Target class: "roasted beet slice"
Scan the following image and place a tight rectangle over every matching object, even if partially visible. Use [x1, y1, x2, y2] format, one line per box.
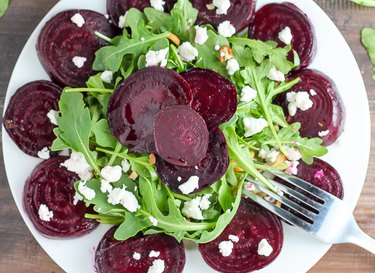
[108, 67, 192, 153]
[3, 81, 61, 157]
[95, 227, 185, 273]
[156, 128, 229, 194]
[154, 105, 209, 167]
[192, 0, 256, 32]
[199, 199, 283, 273]
[181, 68, 237, 130]
[274, 69, 345, 146]
[37, 10, 117, 87]
[23, 157, 98, 238]
[249, 3, 315, 69]
[107, 0, 176, 27]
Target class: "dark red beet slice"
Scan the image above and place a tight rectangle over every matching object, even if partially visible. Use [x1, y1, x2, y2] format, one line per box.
[23, 157, 98, 238]
[3, 81, 61, 157]
[154, 105, 209, 167]
[107, 0, 176, 27]
[108, 67, 192, 153]
[37, 10, 117, 87]
[156, 128, 229, 194]
[199, 199, 283, 273]
[249, 3, 315, 69]
[274, 69, 345, 146]
[95, 227, 185, 273]
[192, 0, 256, 32]
[180, 68, 237, 130]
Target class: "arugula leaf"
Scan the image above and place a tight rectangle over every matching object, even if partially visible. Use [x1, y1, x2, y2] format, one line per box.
[361, 27, 375, 81]
[170, 0, 198, 39]
[114, 212, 150, 240]
[92, 119, 118, 149]
[0, 0, 9, 17]
[144, 7, 172, 32]
[351, 0, 375, 6]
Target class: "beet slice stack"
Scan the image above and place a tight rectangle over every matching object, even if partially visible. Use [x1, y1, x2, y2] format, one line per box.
[37, 10, 117, 87]
[274, 69, 345, 146]
[249, 3, 315, 69]
[23, 157, 98, 238]
[95, 227, 186, 273]
[4, 81, 61, 157]
[199, 199, 284, 273]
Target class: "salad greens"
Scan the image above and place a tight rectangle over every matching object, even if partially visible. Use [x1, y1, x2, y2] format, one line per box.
[52, 0, 327, 243]
[351, 0, 375, 7]
[361, 27, 375, 81]
[0, 0, 9, 17]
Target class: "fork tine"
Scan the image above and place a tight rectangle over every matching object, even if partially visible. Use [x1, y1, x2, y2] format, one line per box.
[270, 170, 335, 203]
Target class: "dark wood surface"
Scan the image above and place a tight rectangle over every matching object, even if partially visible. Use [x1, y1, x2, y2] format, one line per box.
[0, 0, 375, 272]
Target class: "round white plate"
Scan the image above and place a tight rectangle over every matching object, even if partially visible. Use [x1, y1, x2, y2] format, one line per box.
[3, 0, 370, 272]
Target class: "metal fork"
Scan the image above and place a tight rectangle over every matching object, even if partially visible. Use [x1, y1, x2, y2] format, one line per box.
[244, 170, 375, 254]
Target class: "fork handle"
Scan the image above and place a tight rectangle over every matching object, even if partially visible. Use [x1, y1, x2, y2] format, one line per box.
[345, 220, 375, 254]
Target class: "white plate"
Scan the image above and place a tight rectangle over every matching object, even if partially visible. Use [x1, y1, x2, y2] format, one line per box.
[3, 0, 370, 272]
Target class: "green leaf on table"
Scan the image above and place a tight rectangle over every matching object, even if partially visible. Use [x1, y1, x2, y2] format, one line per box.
[361, 27, 375, 81]
[351, 0, 375, 7]
[0, 0, 9, 17]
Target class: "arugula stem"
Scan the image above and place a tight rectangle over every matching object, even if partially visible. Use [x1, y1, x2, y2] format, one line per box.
[165, 186, 192, 201]
[85, 213, 124, 224]
[96, 147, 147, 165]
[95, 31, 113, 43]
[65, 88, 114, 94]
[108, 142, 123, 166]
[254, 163, 288, 171]
[268, 78, 300, 101]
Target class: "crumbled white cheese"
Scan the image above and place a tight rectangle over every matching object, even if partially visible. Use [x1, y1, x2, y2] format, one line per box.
[38, 204, 54, 222]
[61, 151, 93, 180]
[278, 26, 293, 45]
[243, 117, 268, 137]
[283, 146, 302, 161]
[318, 130, 330, 137]
[133, 252, 141, 260]
[212, 0, 231, 15]
[286, 91, 313, 116]
[78, 181, 96, 200]
[107, 186, 140, 212]
[150, 0, 166, 12]
[100, 179, 113, 193]
[121, 159, 131, 173]
[258, 239, 273, 256]
[104, 14, 109, 19]
[258, 148, 280, 164]
[215, 44, 220, 50]
[101, 165, 122, 183]
[141, 37, 145, 41]
[59, 149, 70, 157]
[199, 194, 211, 210]
[229, 234, 239, 243]
[178, 176, 199, 194]
[37, 147, 50, 160]
[194, 26, 209, 45]
[118, 12, 128, 28]
[267, 66, 285, 82]
[182, 197, 204, 220]
[149, 250, 160, 258]
[177, 42, 199, 62]
[47, 109, 59, 125]
[100, 70, 113, 83]
[71, 13, 85, 27]
[149, 216, 158, 226]
[241, 86, 257, 103]
[177, 176, 182, 182]
[218, 240, 234, 257]
[285, 160, 299, 175]
[218, 21, 236, 37]
[147, 259, 165, 273]
[73, 192, 83, 205]
[72, 56, 87, 69]
[310, 89, 317, 96]
[145, 48, 169, 67]
[226, 58, 240, 75]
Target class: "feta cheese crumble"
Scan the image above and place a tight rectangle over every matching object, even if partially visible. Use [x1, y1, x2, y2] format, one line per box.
[218, 21, 236, 37]
[150, 0, 166, 12]
[78, 181, 96, 200]
[212, 0, 231, 15]
[286, 91, 313, 116]
[37, 147, 50, 160]
[258, 148, 280, 164]
[182, 195, 211, 220]
[243, 117, 268, 137]
[310, 89, 317, 96]
[257, 239, 273, 256]
[218, 240, 234, 257]
[267, 66, 285, 82]
[73, 192, 83, 205]
[149, 250, 160, 258]
[71, 13, 85, 27]
[199, 194, 211, 210]
[147, 259, 165, 273]
[194, 26, 209, 45]
[145, 48, 169, 67]
[107, 186, 140, 212]
[318, 130, 330, 137]
[278, 26, 293, 45]
[101, 165, 122, 182]
[229, 234, 240, 243]
[149, 216, 158, 226]
[118, 12, 128, 28]
[47, 109, 59, 125]
[285, 160, 299, 175]
[61, 151, 93, 180]
[177, 176, 182, 182]
[100, 70, 113, 83]
[133, 252, 141, 260]
[121, 159, 131, 173]
[283, 146, 302, 161]
[177, 42, 199, 62]
[226, 58, 240, 75]
[38, 204, 53, 222]
[178, 176, 199, 194]
[241, 86, 257, 103]
[72, 56, 87, 69]
[100, 179, 113, 193]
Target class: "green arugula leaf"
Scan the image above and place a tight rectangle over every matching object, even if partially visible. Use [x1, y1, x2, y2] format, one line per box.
[114, 212, 150, 240]
[170, 0, 198, 39]
[92, 119, 118, 149]
[0, 0, 9, 17]
[351, 0, 375, 6]
[144, 7, 172, 32]
[361, 27, 375, 81]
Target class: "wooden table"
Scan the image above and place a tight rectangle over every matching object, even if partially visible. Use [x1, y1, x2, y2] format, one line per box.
[0, 0, 374, 272]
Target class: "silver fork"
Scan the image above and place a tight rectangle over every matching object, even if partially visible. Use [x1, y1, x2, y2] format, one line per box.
[244, 170, 375, 254]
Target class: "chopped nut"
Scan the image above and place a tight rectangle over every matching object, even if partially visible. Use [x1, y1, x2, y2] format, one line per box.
[273, 154, 287, 167]
[206, 3, 215, 10]
[149, 153, 156, 165]
[219, 45, 233, 62]
[167, 32, 181, 46]
[275, 201, 282, 208]
[234, 167, 244, 173]
[128, 171, 139, 180]
[249, 151, 255, 158]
